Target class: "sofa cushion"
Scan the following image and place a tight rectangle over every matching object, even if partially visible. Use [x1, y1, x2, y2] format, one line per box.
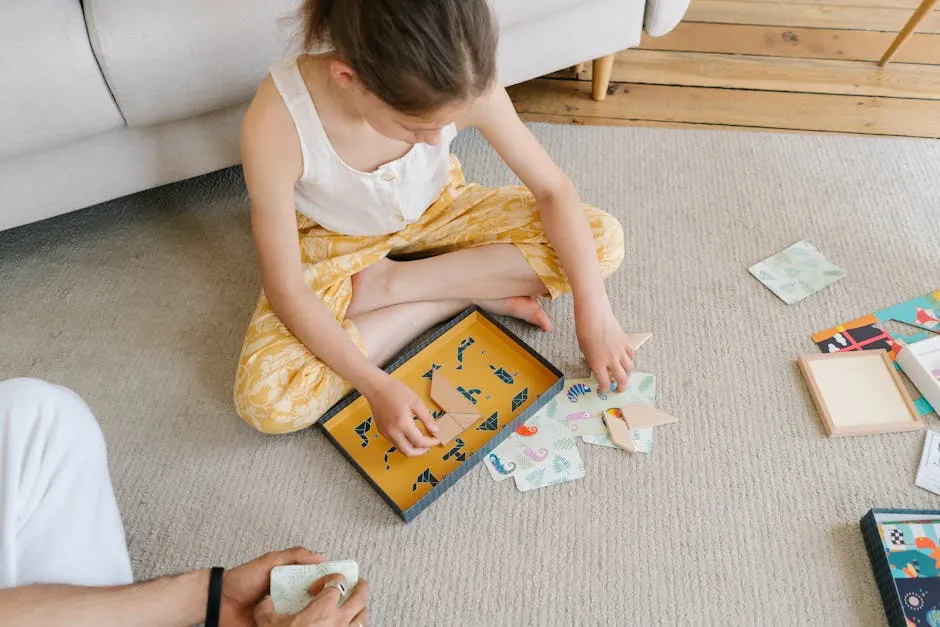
[85, 0, 300, 128]
[491, 0, 585, 29]
[0, 0, 125, 160]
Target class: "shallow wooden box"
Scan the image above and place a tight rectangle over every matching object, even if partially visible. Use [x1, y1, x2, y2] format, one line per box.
[317, 306, 564, 522]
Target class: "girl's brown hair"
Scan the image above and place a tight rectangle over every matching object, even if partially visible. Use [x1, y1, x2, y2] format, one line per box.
[301, 0, 498, 115]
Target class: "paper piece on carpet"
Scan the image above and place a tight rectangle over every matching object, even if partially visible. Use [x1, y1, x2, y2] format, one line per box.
[748, 240, 844, 304]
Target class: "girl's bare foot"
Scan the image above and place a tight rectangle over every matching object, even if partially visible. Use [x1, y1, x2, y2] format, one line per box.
[476, 296, 553, 332]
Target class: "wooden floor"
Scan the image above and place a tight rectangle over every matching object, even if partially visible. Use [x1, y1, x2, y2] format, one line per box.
[508, 0, 940, 138]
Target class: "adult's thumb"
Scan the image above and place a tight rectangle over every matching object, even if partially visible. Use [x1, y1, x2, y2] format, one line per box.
[253, 595, 276, 623]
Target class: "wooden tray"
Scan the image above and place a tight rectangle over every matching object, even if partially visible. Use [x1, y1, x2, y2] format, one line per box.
[318, 306, 563, 521]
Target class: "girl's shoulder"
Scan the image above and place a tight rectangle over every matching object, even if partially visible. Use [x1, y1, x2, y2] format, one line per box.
[241, 71, 303, 183]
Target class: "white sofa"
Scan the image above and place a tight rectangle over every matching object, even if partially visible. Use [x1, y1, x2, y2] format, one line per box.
[0, 0, 689, 232]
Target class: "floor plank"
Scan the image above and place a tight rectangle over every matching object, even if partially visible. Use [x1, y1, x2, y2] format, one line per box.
[685, 0, 940, 33]
[519, 112, 859, 135]
[509, 78, 940, 137]
[609, 49, 940, 99]
[725, 0, 921, 9]
[638, 22, 940, 64]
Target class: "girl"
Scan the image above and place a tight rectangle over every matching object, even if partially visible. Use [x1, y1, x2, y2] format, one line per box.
[234, 0, 632, 457]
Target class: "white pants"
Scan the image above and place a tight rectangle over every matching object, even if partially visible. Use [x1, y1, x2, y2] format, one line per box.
[0, 378, 133, 588]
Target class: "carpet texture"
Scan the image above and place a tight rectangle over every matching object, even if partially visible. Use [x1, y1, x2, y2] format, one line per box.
[1, 124, 938, 626]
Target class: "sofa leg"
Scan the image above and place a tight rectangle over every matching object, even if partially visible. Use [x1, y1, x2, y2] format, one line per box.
[592, 54, 615, 101]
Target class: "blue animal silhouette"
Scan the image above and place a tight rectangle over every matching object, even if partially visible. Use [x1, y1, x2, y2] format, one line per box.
[476, 411, 498, 431]
[511, 387, 529, 412]
[421, 363, 442, 380]
[456, 386, 482, 404]
[489, 365, 514, 384]
[442, 438, 467, 462]
[354, 416, 373, 447]
[411, 468, 439, 492]
[456, 337, 476, 370]
[383, 446, 397, 470]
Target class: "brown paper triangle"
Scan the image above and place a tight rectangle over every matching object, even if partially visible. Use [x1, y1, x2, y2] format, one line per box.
[622, 404, 678, 429]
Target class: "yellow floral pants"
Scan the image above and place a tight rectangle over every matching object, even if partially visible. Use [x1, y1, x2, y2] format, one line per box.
[234, 157, 625, 434]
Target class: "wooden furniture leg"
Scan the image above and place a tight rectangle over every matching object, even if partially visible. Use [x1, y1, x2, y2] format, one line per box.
[592, 54, 615, 101]
[879, 0, 940, 66]
[573, 62, 586, 75]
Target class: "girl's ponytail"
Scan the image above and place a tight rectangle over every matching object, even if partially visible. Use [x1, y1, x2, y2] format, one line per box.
[301, 0, 335, 51]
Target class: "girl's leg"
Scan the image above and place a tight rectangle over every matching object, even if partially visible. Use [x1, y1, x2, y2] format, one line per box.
[347, 193, 625, 318]
[347, 244, 547, 316]
[351, 295, 553, 367]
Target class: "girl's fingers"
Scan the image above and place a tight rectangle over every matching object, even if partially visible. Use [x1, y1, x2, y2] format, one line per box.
[593, 364, 612, 393]
[402, 419, 437, 451]
[611, 361, 629, 394]
[389, 431, 423, 457]
[621, 352, 635, 376]
[412, 400, 440, 436]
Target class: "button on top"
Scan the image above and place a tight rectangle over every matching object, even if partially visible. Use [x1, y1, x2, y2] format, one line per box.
[381, 170, 395, 182]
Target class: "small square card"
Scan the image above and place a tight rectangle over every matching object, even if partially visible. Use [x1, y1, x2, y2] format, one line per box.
[749, 240, 845, 304]
[271, 561, 359, 614]
[917, 430, 940, 496]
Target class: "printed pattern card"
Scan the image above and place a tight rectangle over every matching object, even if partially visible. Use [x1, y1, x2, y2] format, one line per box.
[270, 561, 359, 614]
[748, 240, 845, 304]
[917, 430, 940, 496]
[483, 406, 585, 491]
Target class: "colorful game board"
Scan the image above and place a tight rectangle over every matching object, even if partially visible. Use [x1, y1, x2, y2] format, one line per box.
[317, 307, 563, 521]
[812, 289, 940, 415]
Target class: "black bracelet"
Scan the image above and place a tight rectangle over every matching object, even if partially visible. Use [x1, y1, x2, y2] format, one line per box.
[205, 567, 224, 627]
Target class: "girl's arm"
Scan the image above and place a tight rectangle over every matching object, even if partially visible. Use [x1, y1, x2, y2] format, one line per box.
[466, 87, 634, 392]
[242, 77, 386, 397]
[241, 79, 437, 455]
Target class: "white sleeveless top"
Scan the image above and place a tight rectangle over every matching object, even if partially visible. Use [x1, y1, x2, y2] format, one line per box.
[269, 57, 459, 236]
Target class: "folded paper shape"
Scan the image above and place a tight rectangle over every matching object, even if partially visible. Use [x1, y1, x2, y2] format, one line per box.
[602, 408, 637, 453]
[602, 404, 679, 454]
[430, 371, 482, 444]
[621, 404, 679, 429]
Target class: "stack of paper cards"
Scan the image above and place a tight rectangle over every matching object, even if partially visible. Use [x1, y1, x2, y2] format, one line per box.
[749, 240, 845, 304]
[483, 407, 585, 491]
[270, 561, 359, 614]
[482, 372, 665, 491]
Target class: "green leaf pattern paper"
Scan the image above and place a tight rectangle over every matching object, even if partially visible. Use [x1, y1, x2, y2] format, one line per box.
[748, 240, 845, 304]
[270, 562, 359, 614]
[509, 411, 586, 492]
[580, 373, 657, 448]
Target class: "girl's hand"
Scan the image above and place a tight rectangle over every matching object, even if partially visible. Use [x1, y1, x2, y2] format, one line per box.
[363, 374, 439, 456]
[576, 306, 635, 393]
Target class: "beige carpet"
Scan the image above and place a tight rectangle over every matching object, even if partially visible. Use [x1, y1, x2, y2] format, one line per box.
[1, 123, 939, 626]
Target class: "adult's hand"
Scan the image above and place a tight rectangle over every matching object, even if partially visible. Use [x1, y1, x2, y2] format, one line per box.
[220, 547, 325, 626]
[254, 574, 370, 626]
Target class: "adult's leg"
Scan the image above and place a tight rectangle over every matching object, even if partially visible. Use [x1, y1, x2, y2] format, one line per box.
[0, 379, 132, 588]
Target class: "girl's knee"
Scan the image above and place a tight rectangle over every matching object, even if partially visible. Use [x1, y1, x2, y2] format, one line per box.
[233, 369, 325, 435]
[588, 208, 625, 278]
